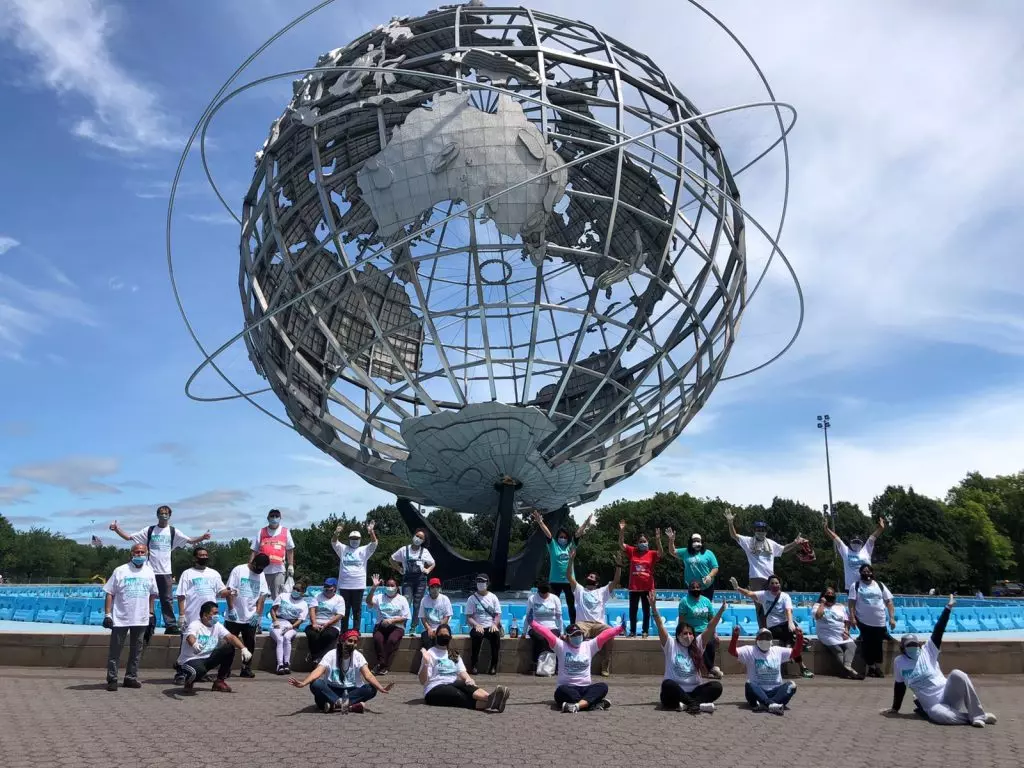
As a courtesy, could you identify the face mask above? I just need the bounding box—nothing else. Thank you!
[251,567,264,575]
[437,635,451,647]
[585,578,598,587]
[131,556,146,567]
[824,594,836,604]
[861,572,873,582]
[904,646,920,660]
[756,639,772,652]
[268,518,281,528]
[678,635,693,647]
[323,589,336,598]
[291,591,303,600]
[769,584,781,594]
[349,539,360,548]
[195,558,209,568]
[476,582,488,593]
[850,541,863,552]
[691,543,702,551]
[637,542,649,552]
[568,636,583,647]
[203,615,218,627]
[342,643,357,654]
[428,588,440,598]
[386,586,398,596]
[754,531,766,541]
[557,536,568,547]
[412,535,424,546]
[157,514,170,523]
[688,589,701,598]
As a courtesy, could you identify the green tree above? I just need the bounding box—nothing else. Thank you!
[945,499,1015,591]
[875,535,966,594]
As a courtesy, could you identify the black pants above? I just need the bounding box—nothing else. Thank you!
[551,582,576,624]
[305,625,340,661]
[660,679,722,710]
[340,589,363,633]
[470,628,501,671]
[748,578,768,628]
[181,644,235,680]
[628,591,651,635]
[554,682,608,705]
[701,587,715,601]
[425,681,479,709]
[530,633,550,664]
[225,621,256,668]
[155,574,177,630]
[702,636,717,670]
[858,623,887,666]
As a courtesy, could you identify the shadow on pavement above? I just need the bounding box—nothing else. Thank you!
[65,683,111,691]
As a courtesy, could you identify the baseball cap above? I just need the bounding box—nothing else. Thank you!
[428,577,441,587]
[323,577,338,587]
[565,623,584,637]
[691,534,702,543]
[753,520,767,529]
[347,531,362,538]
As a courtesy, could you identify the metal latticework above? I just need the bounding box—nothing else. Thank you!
[236,4,755,507]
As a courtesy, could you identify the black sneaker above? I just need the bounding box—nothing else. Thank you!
[488,666,497,675]
[163,626,180,636]
[173,673,186,686]
[471,666,479,675]
[106,680,118,692]
[240,666,256,678]
[595,699,612,710]
[122,678,142,689]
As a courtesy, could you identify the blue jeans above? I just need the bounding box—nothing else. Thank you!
[310,679,377,708]
[745,680,796,707]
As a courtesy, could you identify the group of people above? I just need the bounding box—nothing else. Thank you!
[98,504,999,727]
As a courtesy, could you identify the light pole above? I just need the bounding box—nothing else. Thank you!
[816,414,834,519]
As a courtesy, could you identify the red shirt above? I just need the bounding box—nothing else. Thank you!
[624,545,660,592]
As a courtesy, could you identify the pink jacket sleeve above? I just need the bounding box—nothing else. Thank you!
[530,621,559,650]
[595,623,624,650]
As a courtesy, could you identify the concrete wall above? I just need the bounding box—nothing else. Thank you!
[1,632,1022,676]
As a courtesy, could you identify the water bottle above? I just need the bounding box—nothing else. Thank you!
[509,618,520,638]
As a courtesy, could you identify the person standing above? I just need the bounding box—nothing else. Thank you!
[523,580,564,672]
[418,577,453,649]
[366,574,411,675]
[566,549,621,676]
[531,510,593,624]
[823,517,886,590]
[331,520,377,633]
[666,529,719,599]
[250,509,295,601]
[288,629,393,713]
[178,601,252,693]
[653,589,726,713]
[618,520,663,637]
[109,506,211,634]
[848,563,896,678]
[173,547,229,684]
[390,529,435,632]
[225,553,271,677]
[102,543,158,691]
[306,577,346,663]
[724,510,806,628]
[466,574,503,675]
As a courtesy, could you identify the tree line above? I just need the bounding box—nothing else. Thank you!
[1,470,1020,594]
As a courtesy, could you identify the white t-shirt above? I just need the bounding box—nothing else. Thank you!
[226,564,271,622]
[551,637,598,687]
[174,567,226,626]
[421,646,466,695]
[319,648,368,688]
[466,592,502,629]
[753,590,793,628]
[663,636,706,692]
[129,525,191,575]
[893,639,946,710]
[312,594,347,628]
[815,603,851,646]
[737,644,792,688]
[419,593,454,630]
[737,535,784,580]
[574,584,611,624]
[836,537,876,590]
[178,619,231,665]
[249,527,296,575]
[370,591,411,624]
[525,593,563,631]
[390,545,435,577]
[273,594,310,626]
[104,563,159,627]
[849,579,893,627]
[332,540,377,590]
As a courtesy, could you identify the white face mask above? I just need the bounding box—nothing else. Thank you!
[386,586,398,597]
[476,582,488,593]
[349,538,360,548]
[412,535,424,546]
[756,639,772,653]
[678,635,693,647]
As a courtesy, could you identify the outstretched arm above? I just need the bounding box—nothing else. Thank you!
[575,514,594,539]
[566,549,578,591]
[618,520,627,552]
[531,511,553,540]
[529,621,558,651]
[595,622,624,650]
[700,601,728,646]
[108,521,133,542]
[781,534,806,554]
[729,577,757,600]
[724,509,739,541]
[650,589,669,646]
[932,594,955,649]
[728,625,741,657]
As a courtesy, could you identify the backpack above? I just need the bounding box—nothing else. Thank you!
[146,525,175,552]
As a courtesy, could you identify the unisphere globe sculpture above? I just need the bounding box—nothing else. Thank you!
[170,1,801,589]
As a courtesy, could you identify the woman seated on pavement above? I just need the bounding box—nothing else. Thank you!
[270,579,309,675]
[652,589,726,714]
[813,586,861,679]
[288,629,392,713]
[678,578,723,679]
[365,573,411,675]
[178,601,253,693]
[306,577,345,663]
[731,575,813,678]
[419,625,510,713]
[530,619,623,713]
[728,625,804,715]
[523,580,564,673]
[418,577,453,649]
[882,594,998,727]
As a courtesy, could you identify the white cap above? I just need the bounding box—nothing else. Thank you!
[691,534,702,543]
[348,531,361,539]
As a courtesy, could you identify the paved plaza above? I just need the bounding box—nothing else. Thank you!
[0,668,1020,767]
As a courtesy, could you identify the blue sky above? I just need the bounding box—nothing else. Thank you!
[1,0,1023,545]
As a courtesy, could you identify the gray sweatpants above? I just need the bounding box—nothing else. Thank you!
[924,670,987,725]
[107,626,147,683]
[823,640,856,668]
[265,571,286,599]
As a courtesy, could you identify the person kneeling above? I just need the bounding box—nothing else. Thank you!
[178,601,253,693]
[420,625,510,713]
[531,619,623,713]
[288,630,392,713]
[652,589,725,714]
[883,594,997,727]
[729,625,802,715]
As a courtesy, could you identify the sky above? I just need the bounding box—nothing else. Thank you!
[1,0,1023,546]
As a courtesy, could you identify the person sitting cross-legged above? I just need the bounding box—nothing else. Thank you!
[531,619,623,713]
[729,625,804,715]
[178,601,253,693]
[652,589,726,714]
[288,629,393,713]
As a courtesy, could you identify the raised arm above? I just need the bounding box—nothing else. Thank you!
[365,574,380,608]
[566,549,578,591]
[728,624,741,657]
[331,523,343,545]
[781,533,806,554]
[724,509,739,540]
[366,520,377,545]
[665,528,680,560]
[870,517,886,542]
[655,528,664,557]
[618,519,627,551]
[609,555,622,591]
[701,601,728,646]
[575,514,594,540]
[822,517,839,542]
[108,521,133,542]
[594,622,624,650]
[932,594,955,649]
[728,576,757,600]
[650,589,669,646]
[529,620,558,651]
[531,510,553,540]
[417,648,433,685]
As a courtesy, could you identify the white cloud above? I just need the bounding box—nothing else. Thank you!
[0,236,19,255]
[0,270,99,360]
[0,0,180,153]
[10,455,121,495]
[186,212,239,226]
[0,484,37,507]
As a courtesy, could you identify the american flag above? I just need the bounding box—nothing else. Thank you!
[90,535,102,548]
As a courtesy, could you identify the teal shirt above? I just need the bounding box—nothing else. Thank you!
[547,538,574,583]
[678,594,714,634]
[675,548,718,585]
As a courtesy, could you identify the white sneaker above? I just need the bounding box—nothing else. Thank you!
[709,666,723,679]
[561,702,579,714]
[768,703,784,716]
[699,703,715,714]
[984,712,998,725]
[673,703,683,712]
[971,717,986,728]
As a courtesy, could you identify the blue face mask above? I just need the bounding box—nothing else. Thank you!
[557,536,568,547]
[568,635,583,647]
[291,591,303,600]
[131,556,146,567]
[904,646,921,660]
[637,542,649,552]
[268,517,281,528]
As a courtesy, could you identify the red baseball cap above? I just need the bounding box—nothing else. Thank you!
[428,577,441,587]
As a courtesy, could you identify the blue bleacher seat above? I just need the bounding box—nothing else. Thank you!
[977,611,999,631]
[61,598,89,624]
[0,596,15,620]
[715,620,734,637]
[12,597,38,622]
[35,597,66,623]
[954,608,981,632]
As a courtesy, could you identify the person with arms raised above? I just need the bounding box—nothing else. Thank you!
[288,629,393,713]
[729,624,804,715]
[418,625,510,713]
[250,509,295,601]
[306,577,346,663]
[618,519,663,637]
[652,588,726,713]
[882,594,998,727]
[566,548,621,676]
[531,510,594,624]
[365,573,411,675]
[530,619,623,713]
[109,506,211,635]
[178,601,253,693]
[418,577,453,650]
[102,543,159,691]
[666,528,719,599]
[224,553,272,678]
[331,520,377,633]
[848,563,896,678]
[823,517,886,590]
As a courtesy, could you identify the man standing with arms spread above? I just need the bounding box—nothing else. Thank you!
[109,506,212,635]
[103,543,158,691]
[250,508,295,601]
